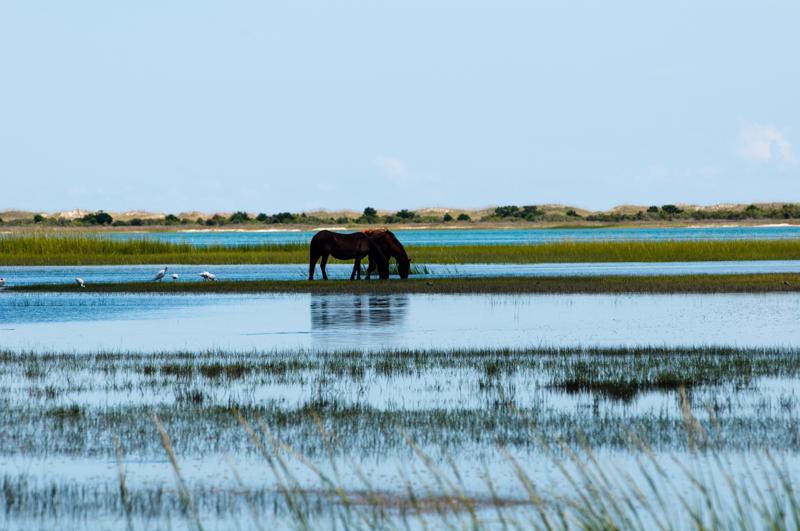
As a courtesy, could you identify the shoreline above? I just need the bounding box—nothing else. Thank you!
[9,273,800,294]
[2,220,800,234]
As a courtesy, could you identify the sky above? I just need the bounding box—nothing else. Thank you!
[1,1,799,213]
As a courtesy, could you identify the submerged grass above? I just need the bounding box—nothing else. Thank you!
[3,233,800,265]
[3,346,800,529]
[2,346,800,456]
[2,403,799,530]
[12,273,800,293]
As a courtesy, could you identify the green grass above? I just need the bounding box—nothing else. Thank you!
[11,273,800,294]
[3,233,800,264]
[0,234,306,265]
[412,239,800,263]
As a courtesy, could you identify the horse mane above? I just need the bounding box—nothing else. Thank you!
[363,229,408,263]
[382,230,409,263]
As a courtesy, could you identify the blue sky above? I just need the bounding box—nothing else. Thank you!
[1,1,798,213]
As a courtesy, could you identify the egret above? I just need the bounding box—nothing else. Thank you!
[153,267,168,282]
[172,273,179,281]
[199,271,217,282]
[75,277,86,288]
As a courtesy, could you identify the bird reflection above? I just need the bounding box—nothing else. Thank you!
[310,294,409,346]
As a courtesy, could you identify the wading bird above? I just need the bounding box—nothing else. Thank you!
[0,278,5,287]
[199,271,217,281]
[75,277,85,288]
[153,267,168,282]
[172,273,179,281]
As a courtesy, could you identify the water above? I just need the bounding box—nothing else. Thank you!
[2,259,800,285]
[3,225,800,528]
[2,330,800,529]
[1,292,799,352]
[103,225,800,247]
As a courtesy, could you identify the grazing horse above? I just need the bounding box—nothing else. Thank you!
[308,230,390,280]
[361,229,411,279]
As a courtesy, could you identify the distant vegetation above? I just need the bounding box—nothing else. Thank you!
[485,203,800,222]
[2,207,476,228]
[3,235,800,265]
[8,203,800,227]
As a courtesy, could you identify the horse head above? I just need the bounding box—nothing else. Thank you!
[398,257,410,279]
[387,231,410,279]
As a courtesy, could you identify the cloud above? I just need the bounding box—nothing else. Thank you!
[738,124,796,164]
[374,155,411,180]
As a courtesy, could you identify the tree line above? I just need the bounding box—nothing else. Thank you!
[5,203,800,227]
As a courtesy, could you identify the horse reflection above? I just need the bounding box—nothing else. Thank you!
[310,294,409,339]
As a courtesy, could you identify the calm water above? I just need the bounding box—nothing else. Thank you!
[2,259,800,286]
[104,225,800,246]
[1,292,799,352]
[3,289,800,528]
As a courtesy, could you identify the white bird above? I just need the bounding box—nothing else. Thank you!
[153,266,168,282]
[172,273,179,281]
[0,278,5,287]
[199,271,217,282]
[75,277,85,288]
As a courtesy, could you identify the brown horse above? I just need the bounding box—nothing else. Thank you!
[308,230,390,280]
[361,229,411,279]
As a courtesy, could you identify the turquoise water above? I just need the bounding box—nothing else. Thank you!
[104,225,800,247]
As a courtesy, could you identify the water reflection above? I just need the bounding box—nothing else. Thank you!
[310,294,409,348]
[3,292,800,352]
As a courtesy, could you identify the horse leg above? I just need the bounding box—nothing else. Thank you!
[351,258,361,280]
[320,254,329,280]
[365,261,375,280]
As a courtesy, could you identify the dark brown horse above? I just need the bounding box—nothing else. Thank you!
[308,230,390,280]
[361,229,411,279]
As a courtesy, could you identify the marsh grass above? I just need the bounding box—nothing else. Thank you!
[551,353,766,401]
[3,346,800,458]
[219,408,800,530]
[0,234,306,265]
[414,238,800,264]
[4,233,800,265]
[13,273,800,294]
[3,346,800,528]
[6,406,791,530]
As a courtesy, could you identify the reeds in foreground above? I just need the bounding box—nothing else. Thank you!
[140,401,799,531]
